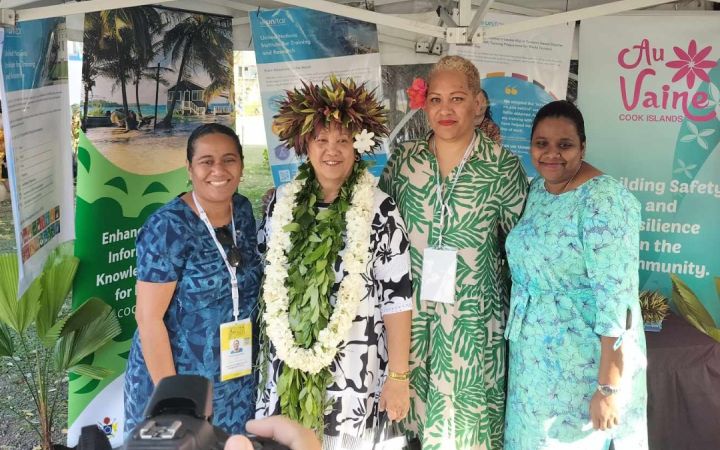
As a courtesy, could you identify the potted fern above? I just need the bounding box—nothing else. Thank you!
[639,290,670,332]
[0,243,121,450]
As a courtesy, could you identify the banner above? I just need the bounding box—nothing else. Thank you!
[250,7,384,186]
[69,7,233,446]
[0,19,74,293]
[579,15,720,321]
[451,12,574,176]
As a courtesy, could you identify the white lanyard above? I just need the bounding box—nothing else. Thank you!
[192,191,240,321]
[432,133,477,248]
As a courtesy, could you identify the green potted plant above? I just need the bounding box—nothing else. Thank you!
[639,290,670,332]
[0,243,121,450]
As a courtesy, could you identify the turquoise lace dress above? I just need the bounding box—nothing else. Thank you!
[504,175,648,450]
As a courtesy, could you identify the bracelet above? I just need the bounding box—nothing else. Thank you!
[388,370,410,382]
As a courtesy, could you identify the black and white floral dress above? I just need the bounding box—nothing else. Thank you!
[256,187,413,448]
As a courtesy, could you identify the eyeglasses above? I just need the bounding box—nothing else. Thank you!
[214,226,242,268]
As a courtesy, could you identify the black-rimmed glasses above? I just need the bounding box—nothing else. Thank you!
[214,226,242,268]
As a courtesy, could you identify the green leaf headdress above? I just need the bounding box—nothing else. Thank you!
[272,75,389,155]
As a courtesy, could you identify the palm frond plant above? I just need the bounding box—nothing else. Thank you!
[671,274,720,342]
[0,243,121,450]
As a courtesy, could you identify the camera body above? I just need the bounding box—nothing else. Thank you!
[123,374,288,450]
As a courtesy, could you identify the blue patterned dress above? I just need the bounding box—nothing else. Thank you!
[504,175,648,450]
[124,193,262,436]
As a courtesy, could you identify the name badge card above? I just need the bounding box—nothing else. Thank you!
[420,247,457,304]
[220,319,252,381]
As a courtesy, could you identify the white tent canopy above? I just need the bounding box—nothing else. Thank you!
[2,0,718,55]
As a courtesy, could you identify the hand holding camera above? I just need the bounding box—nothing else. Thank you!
[123,375,314,450]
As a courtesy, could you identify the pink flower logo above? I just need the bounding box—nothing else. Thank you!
[665,40,717,89]
[406,78,427,109]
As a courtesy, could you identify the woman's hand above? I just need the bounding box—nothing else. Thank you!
[224,416,321,450]
[379,377,410,422]
[589,391,619,431]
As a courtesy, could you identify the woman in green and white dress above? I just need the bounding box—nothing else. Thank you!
[380,56,528,450]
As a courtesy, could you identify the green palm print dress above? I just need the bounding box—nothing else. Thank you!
[379,131,528,450]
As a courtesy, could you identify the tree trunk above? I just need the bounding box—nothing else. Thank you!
[120,77,132,131]
[159,39,193,128]
[135,79,143,119]
[81,88,90,133]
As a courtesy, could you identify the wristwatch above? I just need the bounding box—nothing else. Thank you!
[597,384,620,396]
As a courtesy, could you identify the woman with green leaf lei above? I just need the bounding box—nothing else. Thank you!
[256,76,413,448]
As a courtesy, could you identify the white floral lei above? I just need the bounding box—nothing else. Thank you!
[262,168,376,374]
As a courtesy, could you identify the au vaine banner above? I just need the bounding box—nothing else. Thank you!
[579,15,720,322]
[70,7,233,446]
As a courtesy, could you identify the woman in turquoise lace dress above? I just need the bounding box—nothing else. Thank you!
[504,101,648,449]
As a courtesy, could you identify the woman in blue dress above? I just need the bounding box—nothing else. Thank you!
[504,101,648,449]
[124,123,262,436]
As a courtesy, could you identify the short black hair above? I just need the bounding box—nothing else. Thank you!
[186,123,243,162]
[531,100,586,144]
[480,88,493,121]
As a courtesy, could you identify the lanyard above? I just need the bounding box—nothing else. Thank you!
[192,191,240,321]
[432,133,477,247]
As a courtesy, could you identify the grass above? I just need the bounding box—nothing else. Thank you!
[0,147,273,448]
[242,145,274,219]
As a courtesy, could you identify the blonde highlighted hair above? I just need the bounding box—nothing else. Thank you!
[428,55,481,95]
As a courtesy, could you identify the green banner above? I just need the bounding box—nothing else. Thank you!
[69,133,185,444]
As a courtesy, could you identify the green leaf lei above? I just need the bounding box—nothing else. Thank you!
[270,160,368,433]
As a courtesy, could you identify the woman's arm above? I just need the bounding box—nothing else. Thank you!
[590,336,624,430]
[380,310,411,421]
[582,184,641,431]
[598,336,623,387]
[135,280,177,384]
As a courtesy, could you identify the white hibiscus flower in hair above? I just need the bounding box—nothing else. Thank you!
[353,129,375,153]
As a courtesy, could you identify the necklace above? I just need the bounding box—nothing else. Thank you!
[260,162,375,432]
[547,162,583,195]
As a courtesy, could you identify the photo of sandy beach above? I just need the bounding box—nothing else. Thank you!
[79,6,233,174]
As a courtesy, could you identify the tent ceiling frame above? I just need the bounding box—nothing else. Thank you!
[7,0,696,44]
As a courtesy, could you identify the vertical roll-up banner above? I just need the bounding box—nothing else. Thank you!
[69,7,233,446]
[450,12,574,177]
[579,15,720,321]
[250,7,384,187]
[0,18,74,294]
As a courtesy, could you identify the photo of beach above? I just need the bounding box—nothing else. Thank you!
[79,6,233,174]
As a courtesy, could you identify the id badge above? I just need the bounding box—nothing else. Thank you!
[220,319,252,381]
[420,247,457,304]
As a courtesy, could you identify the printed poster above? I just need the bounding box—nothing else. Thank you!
[0,18,74,294]
[250,7,384,186]
[451,12,574,177]
[579,15,720,321]
[69,7,233,446]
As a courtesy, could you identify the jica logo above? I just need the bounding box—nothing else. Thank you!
[97,416,118,437]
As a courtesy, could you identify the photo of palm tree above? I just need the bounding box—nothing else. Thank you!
[80,6,233,174]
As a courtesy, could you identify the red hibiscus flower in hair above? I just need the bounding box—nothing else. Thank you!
[406,77,427,109]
